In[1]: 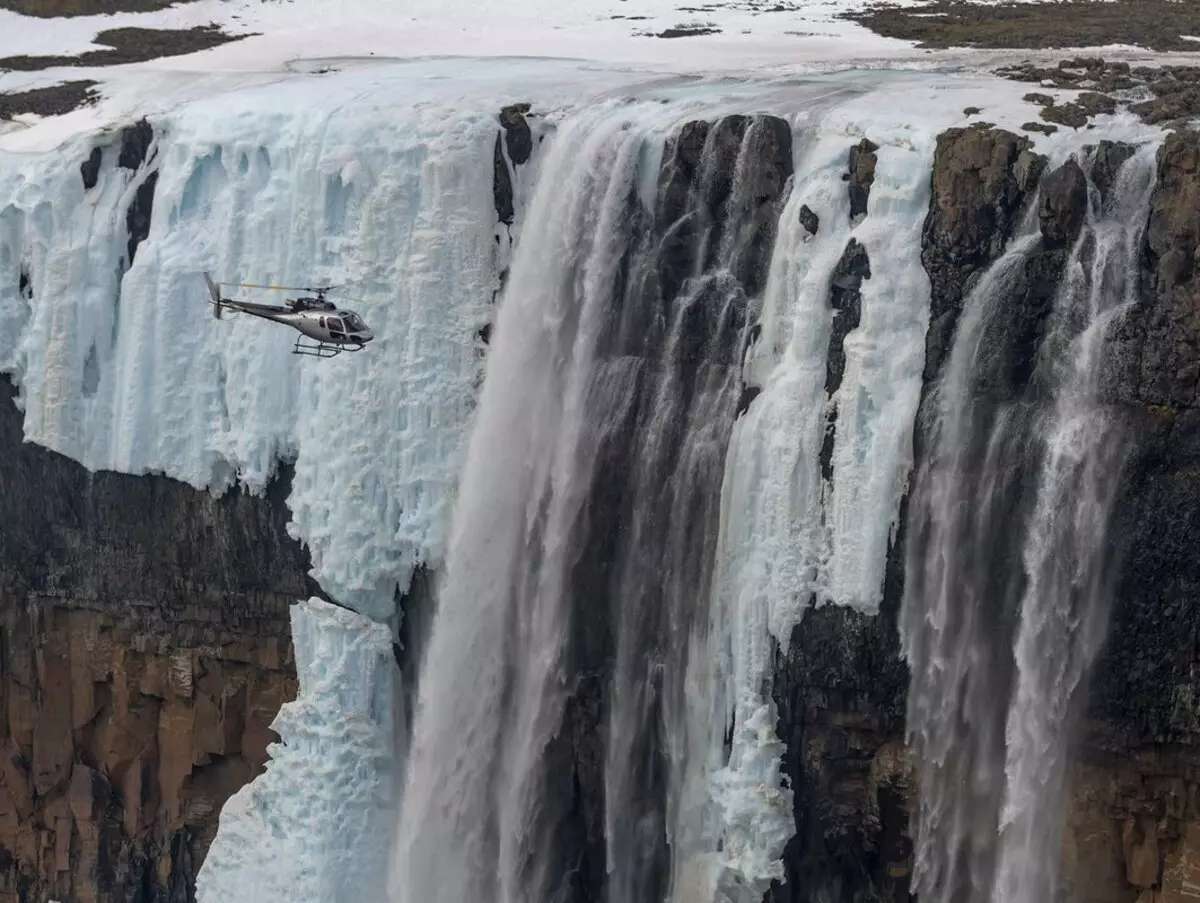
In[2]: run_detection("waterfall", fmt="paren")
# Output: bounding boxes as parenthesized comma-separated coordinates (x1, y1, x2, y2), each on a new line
(902, 143, 1159, 903)
(389, 101, 792, 903)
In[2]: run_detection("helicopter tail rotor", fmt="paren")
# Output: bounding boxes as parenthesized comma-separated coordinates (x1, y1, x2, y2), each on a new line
(203, 271, 224, 319)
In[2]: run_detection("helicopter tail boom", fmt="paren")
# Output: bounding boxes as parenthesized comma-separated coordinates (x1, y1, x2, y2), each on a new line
(203, 271, 224, 319)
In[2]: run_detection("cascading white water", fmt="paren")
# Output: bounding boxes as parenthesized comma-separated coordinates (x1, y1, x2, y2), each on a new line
(991, 143, 1158, 903)
(390, 94, 799, 903)
(902, 221, 1043, 903)
(903, 143, 1160, 903)
(389, 102, 648, 903)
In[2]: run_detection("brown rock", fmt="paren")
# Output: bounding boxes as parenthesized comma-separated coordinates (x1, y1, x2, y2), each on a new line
(0, 371, 314, 902)
(1124, 816, 1162, 888)
(1038, 157, 1088, 249)
(848, 137, 879, 222)
(1042, 101, 1090, 128)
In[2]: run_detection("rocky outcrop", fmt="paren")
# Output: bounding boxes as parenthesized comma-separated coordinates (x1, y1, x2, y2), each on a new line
(847, 138, 878, 224)
(920, 125, 1043, 383)
(0, 376, 313, 903)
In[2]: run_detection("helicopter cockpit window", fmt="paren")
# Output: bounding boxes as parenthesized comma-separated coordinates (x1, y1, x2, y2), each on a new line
(327, 318, 344, 333)
(342, 312, 365, 332)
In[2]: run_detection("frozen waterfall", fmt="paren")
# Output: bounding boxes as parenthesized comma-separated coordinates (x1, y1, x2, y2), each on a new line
(0, 58, 1173, 903)
(0, 80, 507, 619)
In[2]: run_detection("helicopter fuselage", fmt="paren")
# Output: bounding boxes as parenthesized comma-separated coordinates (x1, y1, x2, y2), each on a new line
(223, 300, 374, 347)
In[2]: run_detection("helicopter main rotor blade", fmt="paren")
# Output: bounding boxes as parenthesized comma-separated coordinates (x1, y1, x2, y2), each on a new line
(219, 281, 319, 292)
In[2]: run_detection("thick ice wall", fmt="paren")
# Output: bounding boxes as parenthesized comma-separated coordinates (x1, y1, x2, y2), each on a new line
(0, 84, 504, 615)
(196, 597, 395, 903)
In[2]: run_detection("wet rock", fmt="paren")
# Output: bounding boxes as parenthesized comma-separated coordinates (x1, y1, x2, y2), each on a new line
(771, 604, 909, 903)
(963, 105, 982, 116)
(799, 203, 819, 236)
(1123, 817, 1161, 887)
(1113, 132, 1200, 408)
(736, 384, 761, 417)
(1132, 85, 1200, 125)
(493, 131, 515, 225)
(826, 238, 870, 397)
(1041, 102, 1089, 128)
(1023, 121, 1058, 135)
(1038, 157, 1088, 249)
(1024, 91, 1055, 105)
(920, 125, 1043, 383)
(1090, 140, 1137, 204)
(658, 115, 792, 298)
(79, 146, 101, 190)
(1078, 91, 1117, 116)
(499, 102, 533, 166)
(125, 170, 157, 265)
(117, 117, 153, 171)
(848, 137, 878, 223)
(820, 238, 871, 481)
(492, 105, 534, 227)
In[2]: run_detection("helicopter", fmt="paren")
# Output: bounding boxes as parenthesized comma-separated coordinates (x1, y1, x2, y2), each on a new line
(202, 272, 374, 358)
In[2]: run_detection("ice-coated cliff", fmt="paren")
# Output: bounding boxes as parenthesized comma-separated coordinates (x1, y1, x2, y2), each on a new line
(1, 49, 1186, 903)
(0, 69, 511, 620)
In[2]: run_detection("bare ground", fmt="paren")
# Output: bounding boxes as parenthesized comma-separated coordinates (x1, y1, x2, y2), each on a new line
(846, 0, 1200, 53)
(0, 0, 194, 16)
(0, 23, 247, 71)
(0, 79, 98, 118)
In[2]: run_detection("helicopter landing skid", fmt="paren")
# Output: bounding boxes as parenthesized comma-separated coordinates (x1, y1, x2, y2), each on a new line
(292, 338, 365, 358)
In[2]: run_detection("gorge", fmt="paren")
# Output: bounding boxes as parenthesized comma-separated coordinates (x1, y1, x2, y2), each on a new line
(1, 55, 1199, 903)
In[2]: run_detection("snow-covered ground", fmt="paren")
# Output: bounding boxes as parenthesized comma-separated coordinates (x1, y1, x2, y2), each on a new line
(4, 0, 1199, 153)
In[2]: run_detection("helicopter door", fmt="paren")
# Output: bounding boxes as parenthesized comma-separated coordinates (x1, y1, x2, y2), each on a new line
(327, 317, 345, 340)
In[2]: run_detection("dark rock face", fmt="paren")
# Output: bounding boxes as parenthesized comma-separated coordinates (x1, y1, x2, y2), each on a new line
(770, 606, 910, 903)
(80, 147, 101, 191)
(499, 103, 533, 166)
(825, 238, 871, 397)
(1092, 131, 1200, 745)
(820, 238, 871, 480)
(974, 156, 1087, 398)
(0, 376, 314, 903)
(125, 171, 157, 266)
(920, 125, 1043, 383)
(492, 104, 534, 226)
(1091, 139, 1137, 204)
(116, 120, 158, 267)
(1037, 157, 1087, 249)
(799, 204, 820, 236)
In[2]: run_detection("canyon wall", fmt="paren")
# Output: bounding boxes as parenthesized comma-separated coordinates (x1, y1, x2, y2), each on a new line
(0, 376, 314, 903)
